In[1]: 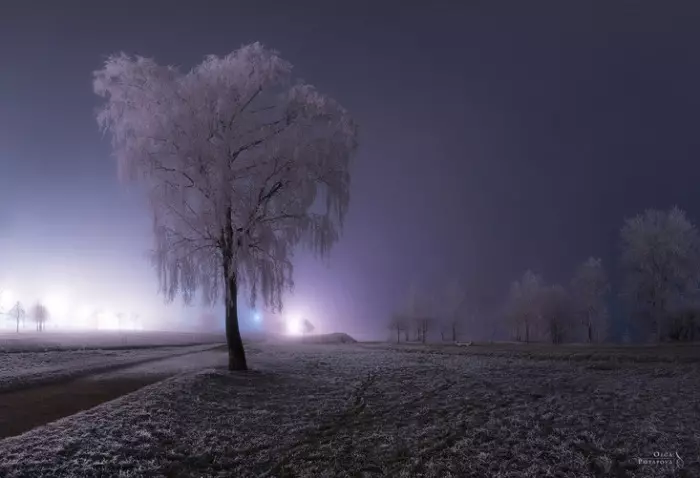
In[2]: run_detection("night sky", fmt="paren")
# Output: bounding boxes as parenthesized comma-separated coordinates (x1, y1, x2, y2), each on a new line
(2, 1, 700, 339)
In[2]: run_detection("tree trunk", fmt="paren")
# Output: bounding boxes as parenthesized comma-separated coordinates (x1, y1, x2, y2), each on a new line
(224, 263, 248, 371)
(396, 328, 400, 343)
(222, 209, 248, 371)
(525, 322, 530, 343)
(451, 323, 456, 342)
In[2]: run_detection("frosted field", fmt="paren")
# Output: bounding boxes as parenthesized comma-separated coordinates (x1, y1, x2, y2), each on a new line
(0, 342, 697, 477)
(0, 330, 225, 352)
(0, 331, 225, 393)
(0, 344, 220, 393)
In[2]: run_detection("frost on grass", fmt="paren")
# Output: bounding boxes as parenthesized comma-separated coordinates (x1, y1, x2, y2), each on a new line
(0, 344, 217, 393)
(0, 331, 224, 352)
(0, 344, 697, 477)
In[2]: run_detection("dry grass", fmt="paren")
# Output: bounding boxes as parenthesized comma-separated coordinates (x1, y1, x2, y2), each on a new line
(0, 343, 696, 477)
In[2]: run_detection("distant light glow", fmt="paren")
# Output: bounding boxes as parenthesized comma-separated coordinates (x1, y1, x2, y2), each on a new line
(45, 291, 70, 318)
(253, 311, 261, 322)
(286, 316, 302, 335)
(0, 289, 14, 311)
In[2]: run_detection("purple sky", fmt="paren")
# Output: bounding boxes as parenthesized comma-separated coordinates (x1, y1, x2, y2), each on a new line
(2, 1, 700, 338)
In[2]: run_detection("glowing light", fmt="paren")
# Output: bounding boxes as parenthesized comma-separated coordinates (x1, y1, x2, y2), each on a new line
(253, 311, 261, 322)
(0, 289, 14, 311)
(286, 316, 302, 335)
(45, 292, 70, 318)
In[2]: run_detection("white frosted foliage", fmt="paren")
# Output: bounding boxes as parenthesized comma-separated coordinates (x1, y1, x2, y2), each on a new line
(94, 43, 358, 313)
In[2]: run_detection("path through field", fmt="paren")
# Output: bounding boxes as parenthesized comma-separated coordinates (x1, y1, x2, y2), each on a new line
(0, 346, 225, 439)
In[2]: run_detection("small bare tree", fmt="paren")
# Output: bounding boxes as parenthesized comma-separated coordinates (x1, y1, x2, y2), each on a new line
(441, 279, 467, 342)
(9, 302, 25, 333)
(403, 282, 434, 343)
(414, 317, 433, 344)
(388, 314, 408, 343)
(571, 257, 609, 343)
(94, 43, 358, 370)
(31, 302, 48, 332)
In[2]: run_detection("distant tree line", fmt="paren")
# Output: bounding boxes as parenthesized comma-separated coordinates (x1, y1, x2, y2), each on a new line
(390, 207, 700, 345)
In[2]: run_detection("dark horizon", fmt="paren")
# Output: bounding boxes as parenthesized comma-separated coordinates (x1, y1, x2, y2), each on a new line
(3, 1, 700, 340)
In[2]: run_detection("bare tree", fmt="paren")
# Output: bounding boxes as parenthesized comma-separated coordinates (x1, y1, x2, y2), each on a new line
(620, 207, 700, 342)
(388, 314, 408, 343)
(506, 270, 543, 343)
(94, 43, 358, 370)
(441, 279, 467, 342)
(403, 282, 434, 343)
(9, 301, 25, 333)
(31, 302, 48, 332)
(414, 316, 433, 344)
(571, 257, 610, 343)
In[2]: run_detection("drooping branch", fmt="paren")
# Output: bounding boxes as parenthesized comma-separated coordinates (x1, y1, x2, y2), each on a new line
(94, 42, 358, 314)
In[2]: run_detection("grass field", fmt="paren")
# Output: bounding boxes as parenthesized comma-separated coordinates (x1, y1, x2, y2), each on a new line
(0, 330, 225, 353)
(0, 341, 696, 477)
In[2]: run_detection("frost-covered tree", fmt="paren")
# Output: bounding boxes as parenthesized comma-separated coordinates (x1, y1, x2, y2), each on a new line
(506, 270, 543, 343)
(620, 207, 700, 342)
(539, 284, 574, 344)
(94, 43, 358, 370)
(570, 257, 609, 343)
(9, 301, 25, 333)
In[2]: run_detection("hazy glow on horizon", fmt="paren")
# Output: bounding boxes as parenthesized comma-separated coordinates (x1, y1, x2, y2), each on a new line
(45, 291, 70, 319)
(0, 289, 14, 310)
(286, 315, 302, 335)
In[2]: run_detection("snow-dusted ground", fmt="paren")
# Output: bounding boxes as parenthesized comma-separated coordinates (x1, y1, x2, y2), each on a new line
(0, 344, 220, 393)
(0, 330, 225, 352)
(0, 343, 697, 477)
(87, 348, 227, 380)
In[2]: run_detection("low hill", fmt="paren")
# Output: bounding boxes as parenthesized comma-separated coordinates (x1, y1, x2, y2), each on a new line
(300, 332, 357, 344)
(263, 332, 357, 344)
